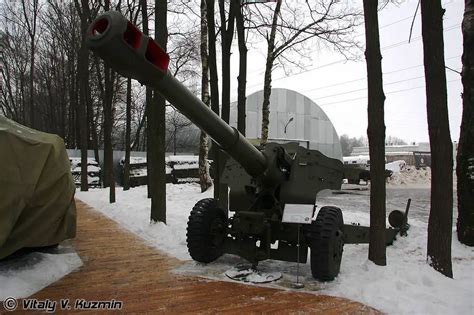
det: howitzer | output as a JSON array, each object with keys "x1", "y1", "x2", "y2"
[{"x1": 86, "y1": 11, "x2": 408, "y2": 281}]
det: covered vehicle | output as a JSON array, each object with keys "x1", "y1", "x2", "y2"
[{"x1": 0, "y1": 116, "x2": 76, "y2": 259}]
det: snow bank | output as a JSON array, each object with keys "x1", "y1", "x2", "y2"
[
  {"x1": 0, "y1": 244, "x2": 83, "y2": 299},
  {"x1": 76, "y1": 185, "x2": 473, "y2": 314},
  {"x1": 385, "y1": 160, "x2": 407, "y2": 173},
  {"x1": 387, "y1": 167, "x2": 431, "y2": 186},
  {"x1": 166, "y1": 155, "x2": 198, "y2": 164},
  {"x1": 324, "y1": 214, "x2": 473, "y2": 315}
]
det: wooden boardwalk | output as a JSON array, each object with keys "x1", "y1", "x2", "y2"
[{"x1": 28, "y1": 200, "x2": 379, "y2": 314}]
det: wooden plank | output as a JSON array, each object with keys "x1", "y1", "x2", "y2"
[{"x1": 26, "y1": 200, "x2": 379, "y2": 314}]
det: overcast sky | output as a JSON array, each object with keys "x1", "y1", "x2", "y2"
[{"x1": 228, "y1": 0, "x2": 463, "y2": 143}]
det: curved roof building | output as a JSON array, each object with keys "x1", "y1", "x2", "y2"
[{"x1": 230, "y1": 88, "x2": 342, "y2": 161}]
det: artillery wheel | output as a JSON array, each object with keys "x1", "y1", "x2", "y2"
[
  {"x1": 186, "y1": 198, "x2": 227, "y2": 263},
  {"x1": 305, "y1": 206, "x2": 344, "y2": 281}
]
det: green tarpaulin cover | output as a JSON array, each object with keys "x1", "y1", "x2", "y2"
[{"x1": 0, "y1": 116, "x2": 76, "y2": 259}]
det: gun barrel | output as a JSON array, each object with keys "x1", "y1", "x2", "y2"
[{"x1": 86, "y1": 11, "x2": 267, "y2": 177}]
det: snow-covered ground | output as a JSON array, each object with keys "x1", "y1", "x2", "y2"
[
  {"x1": 0, "y1": 242, "x2": 83, "y2": 300},
  {"x1": 76, "y1": 178, "x2": 474, "y2": 315}
]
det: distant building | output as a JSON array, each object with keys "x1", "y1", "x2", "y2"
[
  {"x1": 230, "y1": 88, "x2": 343, "y2": 161},
  {"x1": 350, "y1": 142, "x2": 458, "y2": 168},
  {"x1": 351, "y1": 143, "x2": 431, "y2": 166},
  {"x1": 351, "y1": 142, "x2": 431, "y2": 166}
]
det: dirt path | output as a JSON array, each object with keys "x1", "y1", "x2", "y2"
[{"x1": 28, "y1": 200, "x2": 379, "y2": 314}]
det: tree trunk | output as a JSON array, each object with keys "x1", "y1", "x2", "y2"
[
  {"x1": 131, "y1": 111, "x2": 146, "y2": 151},
  {"x1": 457, "y1": 0, "x2": 474, "y2": 246},
  {"x1": 216, "y1": 1, "x2": 235, "y2": 209},
  {"x1": 103, "y1": 65, "x2": 115, "y2": 203},
  {"x1": 123, "y1": 77, "x2": 132, "y2": 191},
  {"x1": 219, "y1": 1, "x2": 235, "y2": 124},
  {"x1": 235, "y1": 0, "x2": 247, "y2": 135},
  {"x1": 207, "y1": 0, "x2": 219, "y2": 117},
  {"x1": 20, "y1": 0, "x2": 39, "y2": 129},
  {"x1": 173, "y1": 127, "x2": 177, "y2": 155},
  {"x1": 141, "y1": 0, "x2": 153, "y2": 199},
  {"x1": 67, "y1": 52, "x2": 77, "y2": 148},
  {"x1": 87, "y1": 77, "x2": 99, "y2": 165},
  {"x1": 145, "y1": 88, "x2": 152, "y2": 198},
  {"x1": 363, "y1": 0, "x2": 386, "y2": 266},
  {"x1": 75, "y1": 0, "x2": 90, "y2": 192},
  {"x1": 101, "y1": 0, "x2": 115, "y2": 203},
  {"x1": 421, "y1": 0, "x2": 453, "y2": 278},
  {"x1": 149, "y1": 0, "x2": 167, "y2": 223},
  {"x1": 199, "y1": 0, "x2": 213, "y2": 193},
  {"x1": 207, "y1": 0, "x2": 221, "y2": 200},
  {"x1": 260, "y1": 0, "x2": 282, "y2": 146},
  {"x1": 28, "y1": 39, "x2": 35, "y2": 128}
]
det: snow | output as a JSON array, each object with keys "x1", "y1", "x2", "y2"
[
  {"x1": 122, "y1": 155, "x2": 199, "y2": 166},
  {"x1": 173, "y1": 163, "x2": 198, "y2": 170},
  {"x1": 71, "y1": 166, "x2": 100, "y2": 173},
  {"x1": 130, "y1": 169, "x2": 147, "y2": 177},
  {"x1": 75, "y1": 182, "x2": 474, "y2": 314},
  {"x1": 225, "y1": 265, "x2": 282, "y2": 283},
  {"x1": 175, "y1": 177, "x2": 199, "y2": 183},
  {"x1": 120, "y1": 156, "x2": 147, "y2": 165},
  {"x1": 69, "y1": 157, "x2": 99, "y2": 168},
  {"x1": 120, "y1": 156, "x2": 198, "y2": 178},
  {"x1": 0, "y1": 243, "x2": 83, "y2": 300},
  {"x1": 323, "y1": 220, "x2": 473, "y2": 315},
  {"x1": 385, "y1": 160, "x2": 407, "y2": 173},
  {"x1": 166, "y1": 155, "x2": 198, "y2": 163},
  {"x1": 387, "y1": 167, "x2": 432, "y2": 186}
]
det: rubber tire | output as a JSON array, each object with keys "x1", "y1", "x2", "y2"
[
  {"x1": 186, "y1": 198, "x2": 227, "y2": 263},
  {"x1": 305, "y1": 206, "x2": 344, "y2": 281},
  {"x1": 389, "y1": 210, "x2": 405, "y2": 228}
]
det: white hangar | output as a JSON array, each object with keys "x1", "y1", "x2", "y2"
[{"x1": 229, "y1": 88, "x2": 342, "y2": 161}]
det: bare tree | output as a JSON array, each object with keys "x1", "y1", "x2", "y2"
[
  {"x1": 0, "y1": 0, "x2": 41, "y2": 128},
  {"x1": 0, "y1": 7, "x2": 30, "y2": 124},
  {"x1": 123, "y1": 77, "x2": 132, "y2": 191},
  {"x1": 20, "y1": 0, "x2": 40, "y2": 128},
  {"x1": 457, "y1": 0, "x2": 474, "y2": 246},
  {"x1": 257, "y1": 0, "x2": 281, "y2": 146},
  {"x1": 140, "y1": 0, "x2": 154, "y2": 199},
  {"x1": 421, "y1": 0, "x2": 453, "y2": 278},
  {"x1": 102, "y1": 0, "x2": 116, "y2": 203},
  {"x1": 248, "y1": 1, "x2": 360, "y2": 146},
  {"x1": 123, "y1": 0, "x2": 141, "y2": 191},
  {"x1": 206, "y1": 0, "x2": 223, "y2": 200},
  {"x1": 363, "y1": 0, "x2": 386, "y2": 266},
  {"x1": 74, "y1": 0, "x2": 91, "y2": 192},
  {"x1": 235, "y1": 0, "x2": 248, "y2": 135},
  {"x1": 130, "y1": 90, "x2": 147, "y2": 151},
  {"x1": 149, "y1": 0, "x2": 168, "y2": 223},
  {"x1": 339, "y1": 134, "x2": 366, "y2": 156},
  {"x1": 219, "y1": 0, "x2": 236, "y2": 124},
  {"x1": 386, "y1": 135, "x2": 407, "y2": 146},
  {"x1": 165, "y1": 109, "x2": 192, "y2": 155},
  {"x1": 199, "y1": 0, "x2": 213, "y2": 192}
]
